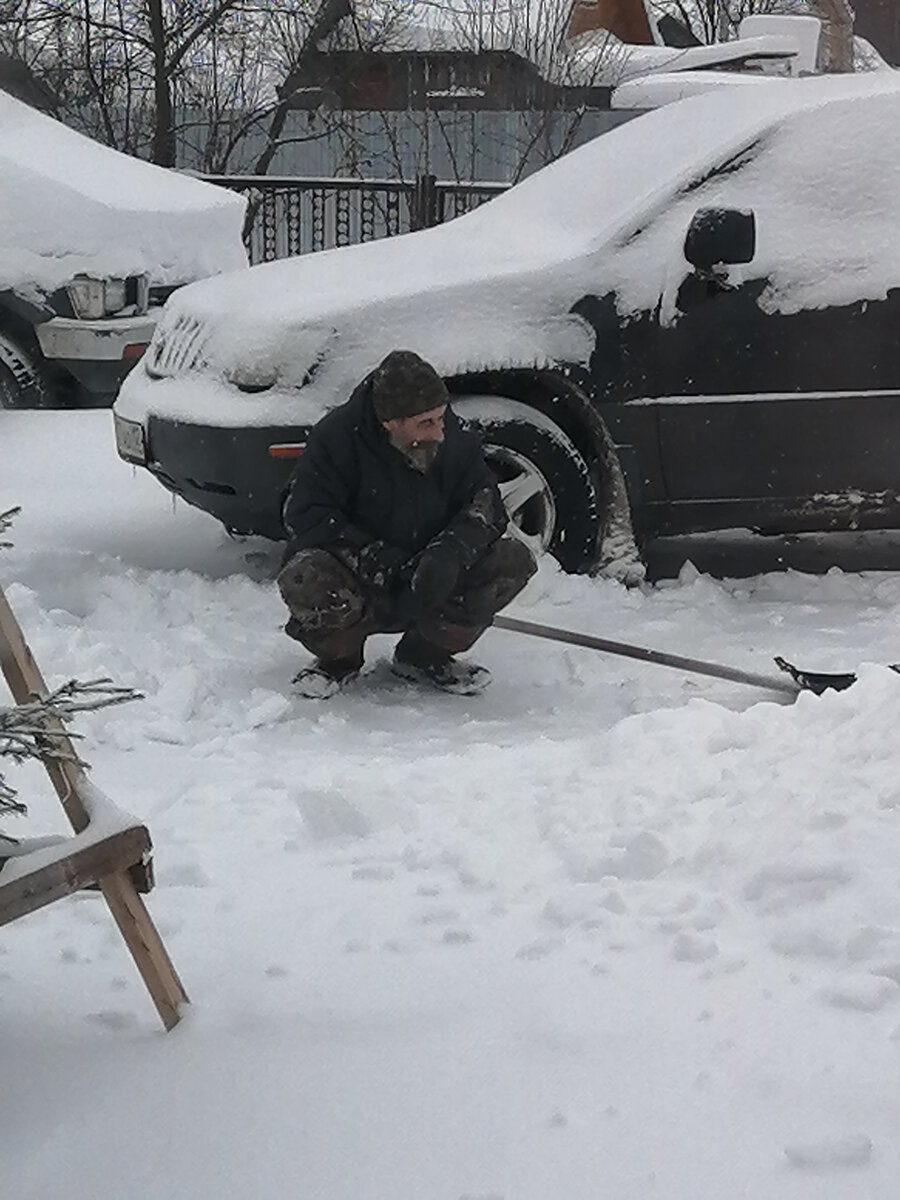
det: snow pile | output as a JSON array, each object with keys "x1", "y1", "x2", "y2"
[
  {"x1": 119, "y1": 73, "x2": 900, "y2": 430},
  {"x1": 0, "y1": 92, "x2": 248, "y2": 295},
  {"x1": 3, "y1": 410, "x2": 900, "y2": 1198}
]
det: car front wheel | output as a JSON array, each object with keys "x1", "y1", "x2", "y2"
[
  {"x1": 454, "y1": 395, "x2": 600, "y2": 572},
  {"x1": 0, "y1": 332, "x2": 52, "y2": 409}
]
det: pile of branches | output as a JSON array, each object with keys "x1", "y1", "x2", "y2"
[{"x1": 0, "y1": 679, "x2": 143, "y2": 816}]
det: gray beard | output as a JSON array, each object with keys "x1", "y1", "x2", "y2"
[{"x1": 388, "y1": 435, "x2": 440, "y2": 473}]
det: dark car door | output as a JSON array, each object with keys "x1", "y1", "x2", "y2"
[{"x1": 646, "y1": 274, "x2": 900, "y2": 536}]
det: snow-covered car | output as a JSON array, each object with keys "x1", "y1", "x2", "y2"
[
  {"x1": 0, "y1": 93, "x2": 247, "y2": 409},
  {"x1": 115, "y1": 74, "x2": 900, "y2": 573}
]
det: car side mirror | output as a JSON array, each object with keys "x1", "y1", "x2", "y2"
[{"x1": 684, "y1": 208, "x2": 756, "y2": 270}]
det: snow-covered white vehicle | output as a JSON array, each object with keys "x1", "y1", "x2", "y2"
[
  {"x1": 115, "y1": 73, "x2": 900, "y2": 573},
  {"x1": 0, "y1": 93, "x2": 247, "y2": 409}
]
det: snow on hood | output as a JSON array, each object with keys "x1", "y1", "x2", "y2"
[
  {"x1": 0, "y1": 92, "x2": 248, "y2": 295},
  {"x1": 612, "y1": 70, "x2": 786, "y2": 109},
  {"x1": 119, "y1": 72, "x2": 900, "y2": 428}
]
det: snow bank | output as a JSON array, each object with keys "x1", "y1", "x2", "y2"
[
  {"x1": 5, "y1": 410, "x2": 900, "y2": 1198},
  {"x1": 0, "y1": 93, "x2": 248, "y2": 294}
]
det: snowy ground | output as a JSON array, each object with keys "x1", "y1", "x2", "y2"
[{"x1": 3, "y1": 410, "x2": 900, "y2": 1199}]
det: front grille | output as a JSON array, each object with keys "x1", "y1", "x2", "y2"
[{"x1": 146, "y1": 314, "x2": 211, "y2": 378}]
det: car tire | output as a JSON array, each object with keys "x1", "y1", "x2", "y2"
[
  {"x1": 454, "y1": 395, "x2": 600, "y2": 572},
  {"x1": 0, "y1": 331, "x2": 52, "y2": 409}
]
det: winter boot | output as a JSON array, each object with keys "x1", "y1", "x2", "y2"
[
  {"x1": 291, "y1": 656, "x2": 361, "y2": 699},
  {"x1": 391, "y1": 633, "x2": 491, "y2": 696}
]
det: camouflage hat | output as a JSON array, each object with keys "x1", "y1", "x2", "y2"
[{"x1": 370, "y1": 350, "x2": 449, "y2": 423}]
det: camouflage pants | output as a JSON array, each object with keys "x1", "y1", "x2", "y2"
[{"x1": 277, "y1": 537, "x2": 536, "y2": 662}]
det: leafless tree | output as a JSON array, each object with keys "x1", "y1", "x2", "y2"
[
  {"x1": 809, "y1": 0, "x2": 854, "y2": 71},
  {"x1": 0, "y1": 1, "x2": 359, "y2": 166},
  {"x1": 327, "y1": 0, "x2": 625, "y2": 185},
  {"x1": 1, "y1": 0, "x2": 626, "y2": 183}
]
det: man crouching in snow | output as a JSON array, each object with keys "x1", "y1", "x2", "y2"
[{"x1": 278, "y1": 349, "x2": 536, "y2": 698}]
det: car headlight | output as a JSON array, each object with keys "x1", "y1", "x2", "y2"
[
  {"x1": 104, "y1": 278, "x2": 128, "y2": 313},
  {"x1": 66, "y1": 273, "x2": 150, "y2": 320}
]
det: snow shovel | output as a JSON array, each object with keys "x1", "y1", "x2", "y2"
[{"x1": 493, "y1": 614, "x2": 864, "y2": 698}]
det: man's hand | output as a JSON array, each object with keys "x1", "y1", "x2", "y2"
[
  {"x1": 357, "y1": 540, "x2": 409, "y2": 589},
  {"x1": 410, "y1": 542, "x2": 461, "y2": 614}
]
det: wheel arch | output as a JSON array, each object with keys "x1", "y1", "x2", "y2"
[
  {"x1": 0, "y1": 294, "x2": 46, "y2": 356},
  {"x1": 446, "y1": 367, "x2": 644, "y2": 580}
]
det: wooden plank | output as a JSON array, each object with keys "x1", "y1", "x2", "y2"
[
  {"x1": 100, "y1": 872, "x2": 188, "y2": 1032},
  {"x1": 0, "y1": 584, "x2": 89, "y2": 831},
  {"x1": 0, "y1": 582, "x2": 188, "y2": 1030},
  {"x1": 0, "y1": 825, "x2": 151, "y2": 927}
]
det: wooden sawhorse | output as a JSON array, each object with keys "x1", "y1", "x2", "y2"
[{"x1": 0, "y1": 584, "x2": 187, "y2": 1030}]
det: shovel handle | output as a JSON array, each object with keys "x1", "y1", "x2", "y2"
[{"x1": 493, "y1": 614, "x2": 800, "y2": 698}]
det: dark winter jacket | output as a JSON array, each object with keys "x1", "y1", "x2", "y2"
[{"x1": 282, "y1": 377, "x2": 508, "y2": 573}]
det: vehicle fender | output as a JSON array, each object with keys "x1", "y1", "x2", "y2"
[
  {"x1": 448, "y1": 368, "x2": 645, "y2": 581},
  {"x1": 0, "y1": 289, "x2": 56, "y2": 329}
]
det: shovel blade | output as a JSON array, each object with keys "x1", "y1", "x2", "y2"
[{"x1": 774, "y1": 656, "x2": 857, "y2": 695}]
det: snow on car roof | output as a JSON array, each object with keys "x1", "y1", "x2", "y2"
[{"x1": 0, "y1": 92, "x2": 248, "y2": 294}]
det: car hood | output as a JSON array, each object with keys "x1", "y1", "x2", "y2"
[{"x1": 0, "y1": 93, "x2": 248, "y2": 296}]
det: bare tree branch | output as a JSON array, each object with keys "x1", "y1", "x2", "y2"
[{"x1": 0, "y1": 677, "x2": 144, "y2": 815}]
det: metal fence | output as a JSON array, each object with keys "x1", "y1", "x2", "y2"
[{"x1": 200, "y1": 173, "x2": 510, "y2": 263}]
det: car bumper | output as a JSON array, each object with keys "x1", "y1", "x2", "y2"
[
  {"x1": 36, "y1": 311, "x2": 159, "y2": 361},
  {"x1": 115, "y1": 412, "x2": 308, "y2": 540},
  {"x1": 37, "y1": 312, "x2": 160, "y2": 401}
]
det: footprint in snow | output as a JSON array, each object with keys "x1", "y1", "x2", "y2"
[
  {"x1": 784, "y1": 1133, "x2": 873, "y2": 1170},
  {"x1": 352, "y1": 864, "x2": 395, "y2": 881},
  {"x1": 441, "y1": 929, "x2": 474, "y2": 945},
  {"x1": 672, "y1": 931, "x2": 719, "y2": 963},
  {"x1": 769, "y1": 927, "x2": 842, "y2": 961},
  {"x1": 418, "y1": 907, "x2": 461, "y2": 926},
  {"x1": 818, "y1": 976, "x2": 898, "y2": 1012},
  {"x1": 743, "y1": 862, "x2": 853, "y2": 914},
  {"x1": 59, "y1": 946, "x2": 90, "y2": 965},
  {"x1": 297, "y1": 789, "x2": 371, "y2": 840},
  {"x1": 85, "y1": 1009, "x2": 139, "y2": 1032},
  {"x1": 515, "y1": 936, "x2": 564, "y2": 961}
]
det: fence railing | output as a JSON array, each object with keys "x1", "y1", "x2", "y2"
[{"x1": 200, "y1": 173, "x2": 510, "y2": 263}]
